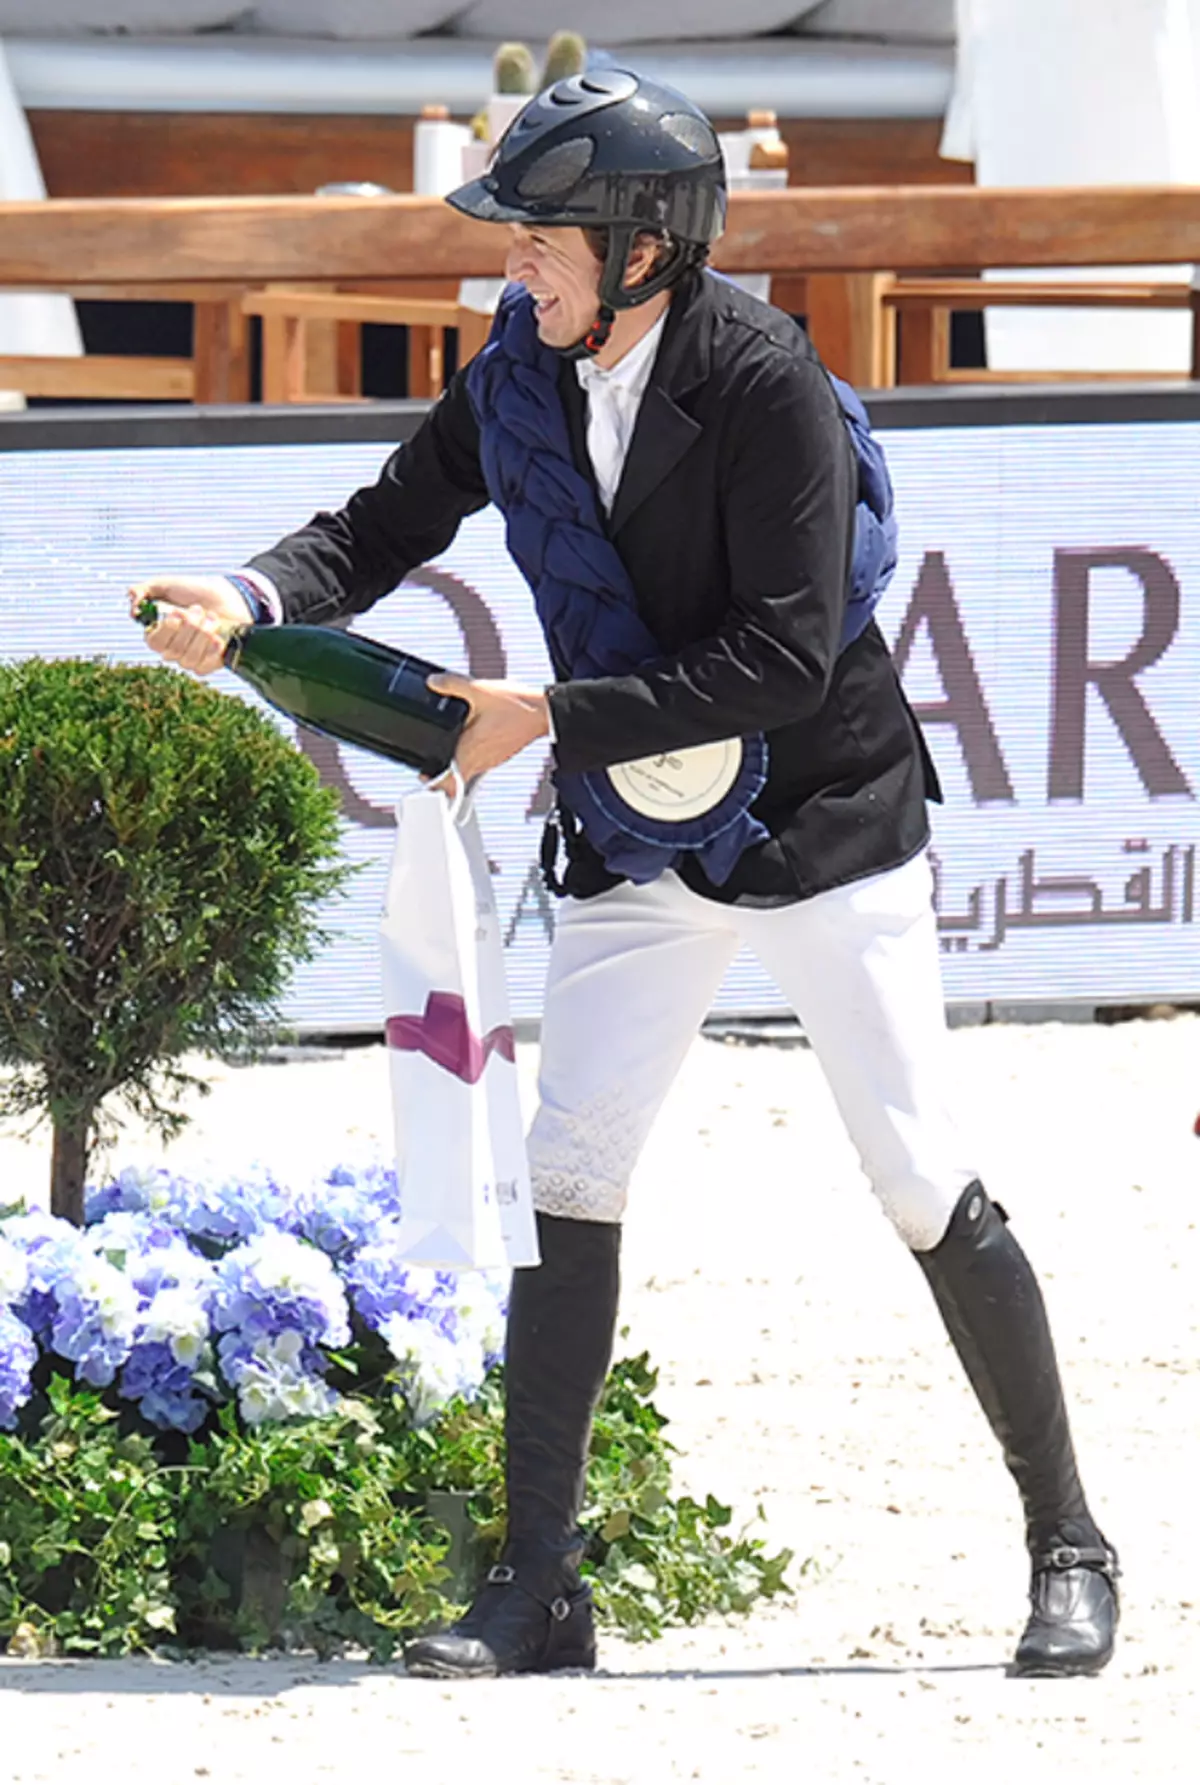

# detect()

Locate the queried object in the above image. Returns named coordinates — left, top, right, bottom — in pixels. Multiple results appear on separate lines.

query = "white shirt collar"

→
left=574, top=310, right=668, bottom=399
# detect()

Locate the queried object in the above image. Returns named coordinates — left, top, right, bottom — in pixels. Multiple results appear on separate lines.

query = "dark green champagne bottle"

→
left=135, top=601, right=468, bottom=777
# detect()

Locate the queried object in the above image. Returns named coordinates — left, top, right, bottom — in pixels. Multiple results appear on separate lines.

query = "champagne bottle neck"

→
left=134, top=596, right=249, bottom=653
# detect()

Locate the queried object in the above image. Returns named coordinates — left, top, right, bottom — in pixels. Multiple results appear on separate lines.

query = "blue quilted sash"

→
left=466, top=282, right=896, bottom=885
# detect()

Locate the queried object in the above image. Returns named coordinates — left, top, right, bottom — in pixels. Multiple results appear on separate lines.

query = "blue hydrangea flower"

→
left=0, top=1305, right=37, bottom=1429
left=213, top=1229, right=350, bottom=1349
left=94, top=1220, right=217, bottom=1309
left=119, top=1284, right=217, bottom=1433
left=85, top=1165, right=179, bottom=1224
left=46, top=1252, right=140, bottom=1387
left=2, top=1210, right=91, bottom=1345
left=87, top=1209, right=182, bottom=1272
left=342, top=1224, right=428, bottom=1331
left=174, top=1164, right=298, bottom=1245
left=89, top=1162, right=300, bottom=1248
left=212, top=1228, right=350, bottom=1423
left=287, top=1161, right=403, bottom=1259
left=119, top=1342, right=208, bottom=1432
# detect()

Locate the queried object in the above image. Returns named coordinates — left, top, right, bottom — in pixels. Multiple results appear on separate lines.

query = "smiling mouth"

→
left=533, top=296, right=560, bottom=319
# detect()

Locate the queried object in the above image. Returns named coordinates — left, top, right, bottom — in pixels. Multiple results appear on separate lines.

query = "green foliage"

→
left=582, top=1354, right=794, bottom=1641
left=170, top=1399, right=453, bottom=1659
left=0, top=658, right=350, bottom=1200
left=0, top=1377, right=180, bottom=1656
left=386, top=1355, right=794, bottom=1642
left=0, top=1360, right=795, bottom=1660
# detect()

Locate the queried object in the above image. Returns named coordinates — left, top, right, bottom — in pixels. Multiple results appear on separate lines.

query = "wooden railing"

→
left=2, top=187, right=1199, bottom=397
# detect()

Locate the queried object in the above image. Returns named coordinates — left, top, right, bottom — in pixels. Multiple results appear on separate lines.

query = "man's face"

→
left=505, top=225, right=601, bottom=348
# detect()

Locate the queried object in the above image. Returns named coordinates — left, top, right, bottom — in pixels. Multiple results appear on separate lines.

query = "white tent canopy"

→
left=943, top=0, right=1200, bottom=373
left=1, top=33, right=953, bottom=118
left=0, top=2, right=954, bottom=44
left=0, top=40, right=81, bottom=378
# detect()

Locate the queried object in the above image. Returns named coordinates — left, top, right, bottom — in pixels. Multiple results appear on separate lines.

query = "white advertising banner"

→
left=883, top=423, right=1197, bottom=1001
left=0, top=411, right=1196, bottom=1024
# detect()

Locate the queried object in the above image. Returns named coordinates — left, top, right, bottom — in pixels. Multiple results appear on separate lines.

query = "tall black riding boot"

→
left=404, top=1211, right=621, bottom=1679
left=914, top=1182, right=1119, bottom=1678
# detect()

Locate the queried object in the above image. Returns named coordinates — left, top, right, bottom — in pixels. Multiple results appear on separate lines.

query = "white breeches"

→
left=527, top=849, right=978, bottom=1251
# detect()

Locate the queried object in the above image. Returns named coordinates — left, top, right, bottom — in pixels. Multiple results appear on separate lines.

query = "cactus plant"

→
left=493, top=41, right=538, bottom=96
left=541, top=31, right=587, bottom=87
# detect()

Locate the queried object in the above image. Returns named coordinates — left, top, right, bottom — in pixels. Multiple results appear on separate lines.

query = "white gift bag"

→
left=380, top=787, right=540, bottom=1272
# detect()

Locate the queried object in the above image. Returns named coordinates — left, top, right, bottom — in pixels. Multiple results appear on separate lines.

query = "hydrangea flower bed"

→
left=0, top=1161, right=793, bottom=1660
left=0, top=1161, right=505, bottom=1439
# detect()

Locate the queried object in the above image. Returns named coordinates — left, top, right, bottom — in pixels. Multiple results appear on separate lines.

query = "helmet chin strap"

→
left=552, top=226, right=705, bottom=363
left=556, top=304, right=615, bottom=363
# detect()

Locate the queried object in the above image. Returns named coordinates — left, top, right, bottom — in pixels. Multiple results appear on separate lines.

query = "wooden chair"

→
left=242, top=286, right=494, bottom=403
left=880, top=276, right=1200, bottom=385
left=0, top=286, right=250, bottom=404
left=0, top=352, right=193, bottom=401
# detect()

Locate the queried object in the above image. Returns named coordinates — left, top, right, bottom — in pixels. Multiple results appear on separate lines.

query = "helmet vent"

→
left=515, top=137, right=596, bottom=199
left=660, top=112, right=718, bottom=159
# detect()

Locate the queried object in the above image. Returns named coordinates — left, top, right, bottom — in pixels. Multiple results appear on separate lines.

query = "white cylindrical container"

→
left=486, top=93, right=529, bottom=147
left=414, top=104, right=474, bottom=199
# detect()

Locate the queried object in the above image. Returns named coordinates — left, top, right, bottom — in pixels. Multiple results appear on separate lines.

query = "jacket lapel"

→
left=608, top=272, right=713, bottom=538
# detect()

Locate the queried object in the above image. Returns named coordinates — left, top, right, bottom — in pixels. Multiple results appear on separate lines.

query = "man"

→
left=133, top=70, right=1118, bottom=1681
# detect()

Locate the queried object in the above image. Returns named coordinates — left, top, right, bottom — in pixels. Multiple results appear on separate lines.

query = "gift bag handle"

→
left=428, top=761, right=480, bottom=828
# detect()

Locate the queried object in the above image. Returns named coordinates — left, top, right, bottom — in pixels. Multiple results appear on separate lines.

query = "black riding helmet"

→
left=445, top=68, right=726, bottom=355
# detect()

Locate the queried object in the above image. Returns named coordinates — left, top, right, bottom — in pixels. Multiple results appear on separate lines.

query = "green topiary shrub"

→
left=0, top=658, right=350, bottom=1223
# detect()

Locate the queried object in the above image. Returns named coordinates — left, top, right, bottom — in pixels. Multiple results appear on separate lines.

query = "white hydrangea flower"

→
left=0, top=1236, right=27, bottom=1307
left=452, top=1282, right=506, bottom=1364
left=381, top=1314, right=472, bottom=1426
left=234, top=1330, right=338, bottom=1427
left=1, top=1207, right=68, bottom=1254
left=264, top=1329, right=304, bottom=1367
left=86, top=1211, right=160, bottom=1262
left=74, top=1257, right=140, bottom=1341
left=140, top=1285, right=210, bottom=1369
left=277, top=1375, right=337, bottom=1421
left=115, top=1165, right=175, bottom=1214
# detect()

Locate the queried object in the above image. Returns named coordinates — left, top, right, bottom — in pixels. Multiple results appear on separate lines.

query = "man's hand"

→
left=128, top=576, right=255, bottom=677
left=426, top=672, right=550, bottom=785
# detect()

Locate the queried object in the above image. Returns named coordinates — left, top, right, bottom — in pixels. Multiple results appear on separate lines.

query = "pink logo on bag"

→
left=385, top=991, right=515, bottom=1085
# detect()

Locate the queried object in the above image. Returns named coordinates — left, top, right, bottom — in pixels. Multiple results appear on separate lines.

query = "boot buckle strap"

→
left=1035, top=1543, right=1118, bottom=1576
left=486, top=1564, right=576, bottom=1619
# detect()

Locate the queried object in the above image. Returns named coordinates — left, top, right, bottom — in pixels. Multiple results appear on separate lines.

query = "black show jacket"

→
left=249, top=270, right=940, bottom=907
